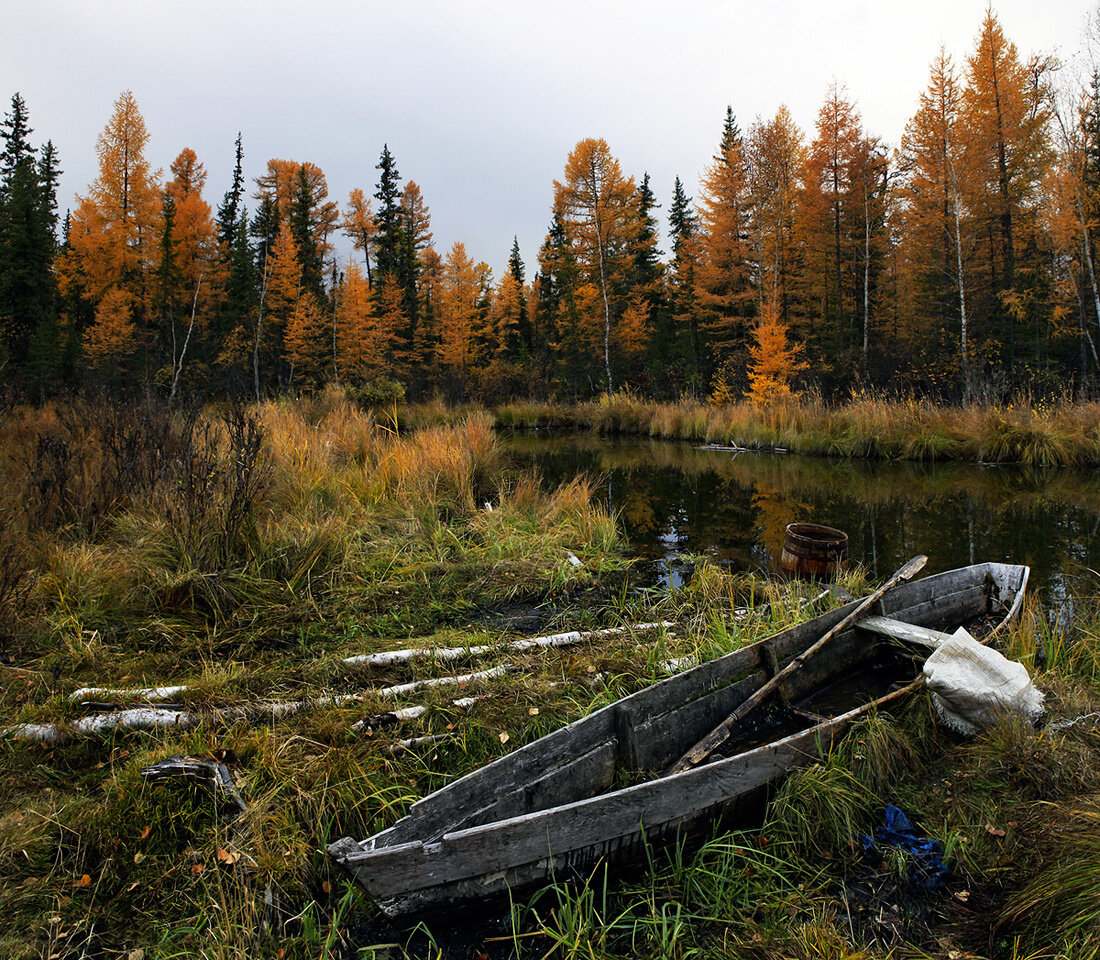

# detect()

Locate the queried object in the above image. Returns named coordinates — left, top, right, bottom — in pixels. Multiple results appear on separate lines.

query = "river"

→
left=504, top=432, right=1100, bottom=602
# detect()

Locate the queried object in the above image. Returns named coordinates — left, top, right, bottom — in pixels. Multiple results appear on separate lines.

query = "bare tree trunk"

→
left=944, top=141, right=969, bottom=400
left=254, top=248, right=270, bottom=402
left=170, top=273, right=201, bottom=403
left=863, top=191, right=871, bottom=372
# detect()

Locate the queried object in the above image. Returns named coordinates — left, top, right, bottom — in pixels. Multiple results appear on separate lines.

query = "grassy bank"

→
left=1, top=394, right=1098, bottom=958
left=494, top=395, right=1100, bottom=468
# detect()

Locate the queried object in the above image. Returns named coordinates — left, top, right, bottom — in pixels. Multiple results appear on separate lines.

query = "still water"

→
left=504, top=432, right=1100, bottom=600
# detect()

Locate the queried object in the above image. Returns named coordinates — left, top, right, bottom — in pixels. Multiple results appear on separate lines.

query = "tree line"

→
left=3, top=9, right=1100, bottom=404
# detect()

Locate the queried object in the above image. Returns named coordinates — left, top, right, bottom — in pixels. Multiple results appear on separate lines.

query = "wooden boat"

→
left=329, top=562, right=1029, bottom=918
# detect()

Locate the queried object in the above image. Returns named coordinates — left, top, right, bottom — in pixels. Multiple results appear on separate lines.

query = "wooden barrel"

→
left=780, top=523, right=849, bottom=580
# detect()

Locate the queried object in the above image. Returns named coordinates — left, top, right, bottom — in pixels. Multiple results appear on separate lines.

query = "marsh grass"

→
left=491, top=395, right=1100, bottom=467
left=3, top=399, right=1100, bottom=958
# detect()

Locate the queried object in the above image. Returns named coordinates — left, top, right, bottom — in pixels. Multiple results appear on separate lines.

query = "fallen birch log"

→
left=4, top=668, right=510, bottom=742
left=69, top=684, right=189, bottom=703
left=352, top=694, right=487, bottom=733
left=344, top=622, right=673, bottom=668
left=377, top=664, right=510, bottom=698
left=385, top=733, right=453, bottom=755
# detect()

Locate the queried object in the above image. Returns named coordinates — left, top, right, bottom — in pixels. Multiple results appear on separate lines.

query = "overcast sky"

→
left=3, top=0, right=1095, bottom=276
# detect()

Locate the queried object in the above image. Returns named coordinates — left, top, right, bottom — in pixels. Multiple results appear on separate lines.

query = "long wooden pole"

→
left=664, top=555, right=928, bottom=776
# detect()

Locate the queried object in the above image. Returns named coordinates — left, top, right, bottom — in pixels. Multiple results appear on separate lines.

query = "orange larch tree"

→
left=161, top=147, right=220, bottom=398
left=697, top=107, right=755, bottom=363
left=961, top=9, right=1053, bottom=362
left=342, top=188, right=377, bottom=288
left=553, top=138, right=638, bottom=394
left=283, top=292, right=328, bottom=388
left=745, top=301, right=808, bottom=404
left=746, top=107, right=804, bottom=321
left=61, top=90, right=160, bottom=374
left=436, top=241, right=487, bottom=394
left=800, top=83, right=863, bottom=353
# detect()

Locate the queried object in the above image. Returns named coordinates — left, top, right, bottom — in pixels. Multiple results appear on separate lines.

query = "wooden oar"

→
left=664, top=554, right=928, bottom=776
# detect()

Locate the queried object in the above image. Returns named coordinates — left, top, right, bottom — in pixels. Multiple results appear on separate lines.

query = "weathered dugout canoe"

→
left=329, top=562, right=1029, bottom=918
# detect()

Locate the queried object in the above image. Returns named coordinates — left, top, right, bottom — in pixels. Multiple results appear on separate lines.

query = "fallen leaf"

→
left=985, top=824, right=1006, bottom=838
left=322, top=880, right=332, bottom=894
left=140, top=825, right=151, bottom=840
left=190, top=863, right=205, bottom=875
left=445, top=723, right=454, bottom=730
left=216, top=848, right=240, bottom=865
left=119, top=675, right=130, bottom=681
left=276, top=950, right=286, bottom=959
left=127, top=949, right=145, bottom=960
left=498, top=732, right=510, bottom=744
left=1008, top=821, right=1018, bottom=829
left=528, top=707, right=539, bottom=716
left=75, top=874, right=91, bottom=888
left=127, top=882, right=139, bottom=892
left=586, top=665, right=596, bottom=673
left=954, top=890, right=971, bottom=902
left=133, top=852, right=145, bottom=865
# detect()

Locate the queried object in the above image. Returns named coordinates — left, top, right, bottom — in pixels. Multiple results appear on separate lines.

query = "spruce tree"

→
left=216, top=133, right=245, bottom=249
left=507, top=237, right=530, bottom=351
left=290, top=165, right=325, bottom=299
left=0, top=93, right=59, bottom=385
left=373, top=144, right=403, bottom=285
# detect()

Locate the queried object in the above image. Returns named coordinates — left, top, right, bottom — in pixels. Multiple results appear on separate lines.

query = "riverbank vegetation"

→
left=494, top=394, right=1100, bottom=467
left=1, top=397, right=1099, bottom=958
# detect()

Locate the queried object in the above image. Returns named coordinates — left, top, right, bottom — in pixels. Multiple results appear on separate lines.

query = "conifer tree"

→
left=668, top=176, right=702, bottom=385
left=0, top=93, right=59, bottom=384
left=60, top=90, right=159, bottom=380
left=697, top=107, right=755, bottom=363
left=216, top=133, right=244, bottom=249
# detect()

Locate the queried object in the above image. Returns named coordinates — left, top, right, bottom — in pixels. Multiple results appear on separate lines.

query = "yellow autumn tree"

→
left=161, top=147, right=220, bottom=397
left=342, top=188, right=377, bottom=288
left=61, top=90, right=160, bottom=367
left=554, top=138, right=637, bottom=394
left=251, top=220, right=300, bottom=396
left=283, top=292, right=327, bottom=387
left=745, top=302, right=808, bottom=404
left=436, top=242, right=485, bottom=390
left=83, top=287, right=136, bottom=369
left=335, top=261, right=392, bottom=382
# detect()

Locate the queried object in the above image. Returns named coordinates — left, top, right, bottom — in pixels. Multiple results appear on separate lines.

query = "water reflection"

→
left=504, top=433, right=1100, bottom=599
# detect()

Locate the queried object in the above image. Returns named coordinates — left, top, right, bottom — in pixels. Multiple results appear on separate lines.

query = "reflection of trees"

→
left=621, top=486, right=658, bottom=534
left=503, top=434, right=1100, bottom=592
left=752, top=482, right=812, bottom=564
left=504, top=433, right=1100, bottom=517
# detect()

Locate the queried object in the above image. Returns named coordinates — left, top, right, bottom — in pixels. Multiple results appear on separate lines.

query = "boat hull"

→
left=329, top=562, right=1029, bottom=918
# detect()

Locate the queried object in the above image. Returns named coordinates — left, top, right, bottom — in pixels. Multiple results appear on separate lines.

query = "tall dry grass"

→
left=491, top=394, right=1100, bottom=467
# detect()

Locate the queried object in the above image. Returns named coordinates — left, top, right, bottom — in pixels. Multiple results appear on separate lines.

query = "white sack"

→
left=922, top=627, right=1045, bottom=735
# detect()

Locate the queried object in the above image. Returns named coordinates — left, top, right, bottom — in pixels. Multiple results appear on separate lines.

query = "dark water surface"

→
left=504, top=432, right=1100, bottom=600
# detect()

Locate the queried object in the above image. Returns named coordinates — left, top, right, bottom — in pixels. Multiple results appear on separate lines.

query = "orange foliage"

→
left=745, top=302, right=808, bottom=404
left=284, top=292, right=328, bottom=386
left=83, top=287, right=136, bottom=366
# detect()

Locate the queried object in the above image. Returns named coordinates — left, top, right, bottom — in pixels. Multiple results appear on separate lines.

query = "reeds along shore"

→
left=493, top=395, right=1100, bottom=468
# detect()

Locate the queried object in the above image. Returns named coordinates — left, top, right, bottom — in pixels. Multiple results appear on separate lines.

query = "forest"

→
left=2, top=9, right=1100, bottom=406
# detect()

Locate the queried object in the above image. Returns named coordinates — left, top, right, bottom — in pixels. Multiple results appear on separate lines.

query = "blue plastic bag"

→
left=861, top=804, right=951, bottom=892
